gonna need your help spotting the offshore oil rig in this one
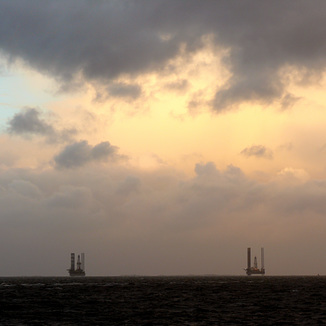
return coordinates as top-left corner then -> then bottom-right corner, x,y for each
68,253 -> 86,276
245,247 -> 265,275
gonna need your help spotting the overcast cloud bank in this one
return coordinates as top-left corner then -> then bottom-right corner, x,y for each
1,1 -> 326,110
0,161 -> 324,275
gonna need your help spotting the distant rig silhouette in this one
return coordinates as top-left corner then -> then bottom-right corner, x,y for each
67,249 -> 265,276
68,253 -> 86,277
245,248 -> 265,275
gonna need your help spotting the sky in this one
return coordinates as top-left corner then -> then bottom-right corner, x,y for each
1,1 -> 326,276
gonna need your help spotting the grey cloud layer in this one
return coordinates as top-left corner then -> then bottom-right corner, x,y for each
54,140 -> 119,168
0,162 -> 325,275
1,1 -> 326,109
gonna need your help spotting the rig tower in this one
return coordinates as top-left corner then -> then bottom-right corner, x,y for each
68,253 -> 86,276
245,247 -> 265,275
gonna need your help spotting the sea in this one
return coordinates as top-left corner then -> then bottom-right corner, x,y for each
1,276 -> 326,325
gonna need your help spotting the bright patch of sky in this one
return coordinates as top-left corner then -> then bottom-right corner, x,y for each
0,57 -> 63,131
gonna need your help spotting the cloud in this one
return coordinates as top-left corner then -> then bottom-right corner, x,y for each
9,179 -> 42,199
279,93 -> 301,110
194,161 -> 219,176
45,185 -> 92,209
107,82 -> 142,99
278,142 -> 293,152
95,82 -> 142,102
8,108 -> 54,136
241,145 -> 273,159
116,176 -> 141,196
7,108 -> 77,143
0,162 -> 326,275
164,79 -> 189,92
1,2 -> 326,109
275,167 -> 310,184
54,140 -> 119,168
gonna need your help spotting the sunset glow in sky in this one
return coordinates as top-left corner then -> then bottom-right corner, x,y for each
1,1 -> 326,275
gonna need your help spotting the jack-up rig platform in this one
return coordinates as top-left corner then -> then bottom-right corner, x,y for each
68,253 -> 86,276
245,247 -> 265,275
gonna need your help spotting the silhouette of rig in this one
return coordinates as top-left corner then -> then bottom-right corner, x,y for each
245,248 -> 265,275
68,253 -> 86,277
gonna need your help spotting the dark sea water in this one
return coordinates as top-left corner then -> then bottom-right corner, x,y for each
1,276 -> 326,325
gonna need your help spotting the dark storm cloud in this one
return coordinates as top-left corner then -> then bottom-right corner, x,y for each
54,140 -> 119,168
1,1 -> 326,109
7,108 -> 77,142
241,145 -> 273,159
